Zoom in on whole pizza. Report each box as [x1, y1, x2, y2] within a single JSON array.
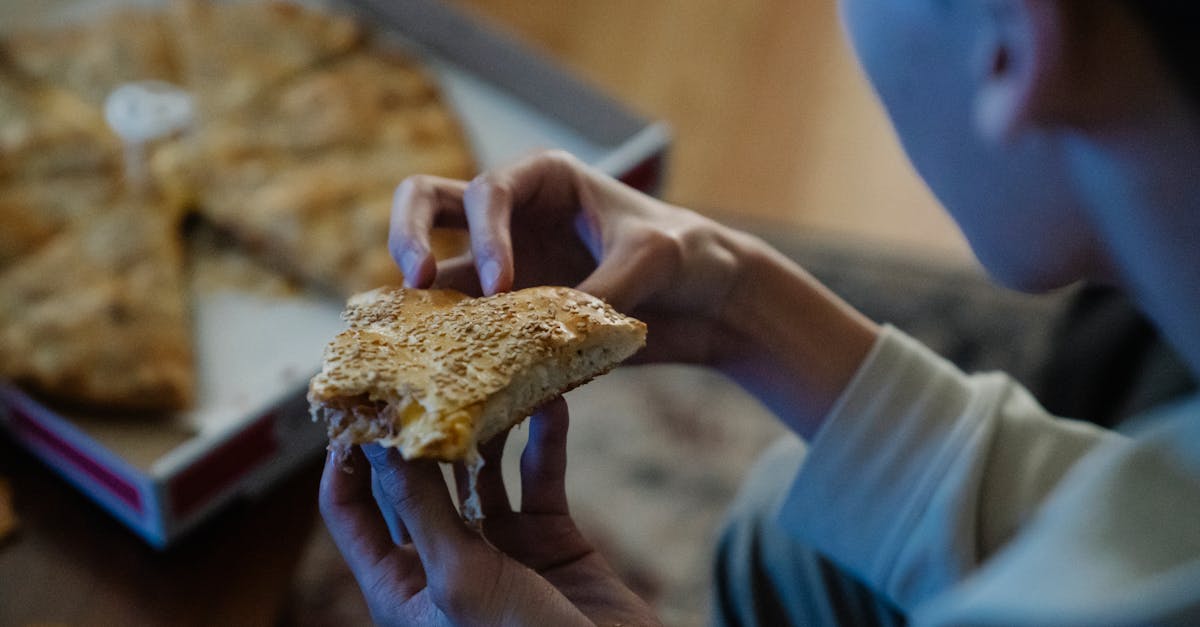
[[0, 0, 475, 411]]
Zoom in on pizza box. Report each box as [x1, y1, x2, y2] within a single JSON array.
[[0, 0, 670, 548]]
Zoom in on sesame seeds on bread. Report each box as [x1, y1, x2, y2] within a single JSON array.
[[307, 286, 647, 461]]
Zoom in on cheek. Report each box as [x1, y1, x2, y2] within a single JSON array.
[[840, 0, 1095, 291]]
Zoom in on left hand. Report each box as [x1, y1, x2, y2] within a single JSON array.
[[319, 398, 660, 626]]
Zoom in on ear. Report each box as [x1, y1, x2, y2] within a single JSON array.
[[973, 0, 1076, 143]]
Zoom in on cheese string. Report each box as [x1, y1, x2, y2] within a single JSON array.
[[460, 443, 486, 529]]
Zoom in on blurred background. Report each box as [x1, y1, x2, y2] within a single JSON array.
[[455, 0, 971, 262]]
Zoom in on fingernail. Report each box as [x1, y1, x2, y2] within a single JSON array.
[[360, 443, 387, 464], [400, 248, 423, 277], [480, 258, 501, 293]]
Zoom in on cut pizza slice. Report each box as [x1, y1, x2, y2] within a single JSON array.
[[169, 42, 475, 296], [308, 286, 647, 461], [0, 6, 178, 109], [0, 71, 120, 179], [0, 175, 117, 268], [194, 146, 472, 295], [0, 192, 195, 411], [167, 0, 362, 117], [197, 49, 459, 162]]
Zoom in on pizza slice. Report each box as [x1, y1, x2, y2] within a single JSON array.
[[194, 146, 472, 295], [167, 0, 362, 117], [0, 71, 119, 179], [0, 6, 178, 109], [0, 192, 195, 411], [308, 286, 647, 461], [197, 49, 459, 162], [0, 175, 117, 268], [166, 44, 475, 296]]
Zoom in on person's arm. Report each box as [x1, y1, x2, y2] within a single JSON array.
[[383, 149, 1126, 619], [777, 325, 1121, 612], [389, 150, 882, 430], [916, 397, 1200, 627], [712, 236, 881, 439]]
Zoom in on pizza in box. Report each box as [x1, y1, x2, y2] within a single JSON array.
[[0, 0, 474, 412]]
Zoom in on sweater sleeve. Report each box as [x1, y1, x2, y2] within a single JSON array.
[[776, 325, 1119, 612], [913, 394, 1200, 627]]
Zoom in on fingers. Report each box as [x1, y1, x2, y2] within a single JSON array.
[[394, 150, 623, 298], [389, 175, 468, 288], [462, 176, 514, 295], [361, 443, 484, 575], [520, 397, 571, 515], [361, 443, 594, 626], [572, 209, 677, 313], [463, 151, 583, 295], [574, 243, 661, 313], [319, 448, 420, 596], [370, 467, 411, 544]]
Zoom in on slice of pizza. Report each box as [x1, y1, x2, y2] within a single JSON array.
[[0, 175, 117, 268], [0, 71, 119, 179], [168, 45, 476, 296], [194, 147, 472, 295], [167, 0, 362, 117], [0, 192, 194, 411], [308, 286, 647, 461], [197, 49, 459, 161], [0, 6, 178, 109]]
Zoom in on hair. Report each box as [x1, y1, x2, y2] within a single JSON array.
[[1124, 2, 1200, 103]]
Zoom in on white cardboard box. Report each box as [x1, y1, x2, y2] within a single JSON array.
[[0, 0, 670, 547]]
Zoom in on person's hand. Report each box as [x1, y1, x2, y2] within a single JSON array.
[[388, 150, 880, 436], [319, 398, 661, 626], [388, 149, 760, 366]]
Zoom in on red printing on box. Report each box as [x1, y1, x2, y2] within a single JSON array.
[[6, 403, 145, 515], [168, 412, 280, 519], [618, 153, 664, 194]]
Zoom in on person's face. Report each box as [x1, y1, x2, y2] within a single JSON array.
[[838, 0, 1104, 291]]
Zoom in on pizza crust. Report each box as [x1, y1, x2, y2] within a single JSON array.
[[308, 287, 647, 461]]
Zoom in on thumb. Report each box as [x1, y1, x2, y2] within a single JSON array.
[[575, 240, 666, 313], [360, 444, 478, 574]]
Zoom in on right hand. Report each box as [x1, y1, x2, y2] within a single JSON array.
[[388, 150, 760, 366], [320, 399, 661, 627]]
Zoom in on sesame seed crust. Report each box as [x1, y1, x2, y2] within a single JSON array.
[[307, 286, 647, 460]]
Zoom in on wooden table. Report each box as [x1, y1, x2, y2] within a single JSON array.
[[0, 434, 324, 627]]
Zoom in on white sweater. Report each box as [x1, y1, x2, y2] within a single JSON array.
[[780, 325, 1200, 626]]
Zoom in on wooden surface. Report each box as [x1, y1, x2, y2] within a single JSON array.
[[452, 0, 973, 262], [0, 435, 324, 627]]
